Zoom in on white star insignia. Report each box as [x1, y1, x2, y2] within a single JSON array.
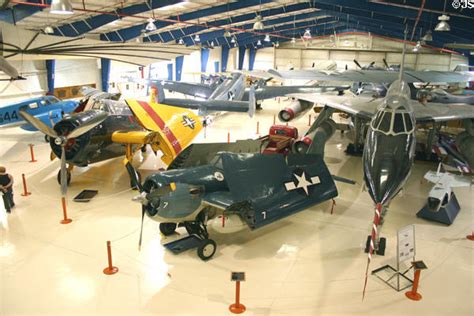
[[284, 171, 320, 196]]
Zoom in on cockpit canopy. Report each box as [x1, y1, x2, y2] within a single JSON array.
[[371, 109, 415, 136]]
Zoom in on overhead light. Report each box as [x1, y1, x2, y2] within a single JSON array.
[[210, 41, 215, 47], [224, 30, 231, 37], [303, 28, 311, 40], [44, 26, 54, 34], [264, 34, 270, 42], [422, 30, 433, 42], [435, 14, 450, 32], [412, 41, 421, 52], [145, 18, 157, 32], [257, 39, 262, 46], [136, 36, 142, 43], [178, 38, 184, 45], [194, 34, 200, 42], [253, 15, 264, 30], [50, 0, 74, 14], [230, 37, 236, 44], [291, 37, 296, 44], [274, 41, 279, 48]]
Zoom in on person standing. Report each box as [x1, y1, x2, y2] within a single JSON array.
[[0, 166, 14, 213]]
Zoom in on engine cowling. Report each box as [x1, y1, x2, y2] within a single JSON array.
[[293, 119, 336, 155], [278, 100, 312, 122]]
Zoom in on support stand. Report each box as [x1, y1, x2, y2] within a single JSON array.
[[466, 232, 474, 241], [20, 174, 31, 196], [416, 193, 460, 225], [60, 197, 72, 224], [28, 144, 37, 162], [229, 272, 246, 314], [103, 241, 119, 275]]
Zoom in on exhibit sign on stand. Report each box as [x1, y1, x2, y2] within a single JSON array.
[[372, 224, 416, 291]]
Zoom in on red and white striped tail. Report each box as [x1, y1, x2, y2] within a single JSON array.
[[362, 203, 383, 300]]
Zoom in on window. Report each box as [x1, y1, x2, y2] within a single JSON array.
[[393, 113, 405, 133], [372, 111, 384, 129], [28, 102, 38, 109], [403, 113, 413, 131], [378, 112, 392, 133]]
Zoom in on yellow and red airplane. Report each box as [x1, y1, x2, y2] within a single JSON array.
[[20, 86, 203, 187]]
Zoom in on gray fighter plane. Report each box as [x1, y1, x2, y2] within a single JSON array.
[[416, 88, 474, 105], [288, 39, 474, 298]]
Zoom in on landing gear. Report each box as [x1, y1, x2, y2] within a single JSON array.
[[364, 236, 386, 256], [256, 102, 263, 110], [130, 170, 141, 190], [56, 169, 71, 186], [159, 223, 177, 236], [197, 239, 216, 261], [45, 135, 50, 143]]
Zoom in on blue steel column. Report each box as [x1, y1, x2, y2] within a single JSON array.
[[175, 56, 184, 81], [167, 63, 173, 80], [201, 48, 210, 73], [45, 59, 55, 95], [248, 48, 257, 71], [238, 47, 246, 70], [100, 58, 111, 92], [221, 46, 230, 72]]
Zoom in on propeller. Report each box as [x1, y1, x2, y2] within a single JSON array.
[[383, 58, 390, 70], [19, 110, 108, 197]]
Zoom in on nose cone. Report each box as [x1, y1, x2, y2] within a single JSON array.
[[363, 129, 415, 205]]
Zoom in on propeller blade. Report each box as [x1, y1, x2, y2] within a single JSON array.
[[125, 160, 143, 192], [353, 59, 362, 69], [67, 111, 108, 139], [369, 61, 375, 67], [383, 58, 390, 69], [138, 205, 146, 251], [60, 146, 68, 197], [19, 110, 58, 138]]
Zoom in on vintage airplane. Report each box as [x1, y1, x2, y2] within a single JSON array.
[[19, 92, 203, 194], [0, 95, 78, 133], [416, 88, 474, 105], [142, 73, 347, 115], [128, 152, 339, 260], [286, 35, 474, 298]]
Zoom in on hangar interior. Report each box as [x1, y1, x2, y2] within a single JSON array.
[[0, 1, 473, 315]]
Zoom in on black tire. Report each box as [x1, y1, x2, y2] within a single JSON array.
[[44, 135, 50, 143], [364, 235, 371, 253], [159, 223, 177, 236], [197, 239, 216, 261], [56, 169, 71, 186], [376, 237, 386, 256], [130, 171, 141, 190]]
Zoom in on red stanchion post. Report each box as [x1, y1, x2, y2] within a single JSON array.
[[28, 144, 37, 163], [60, 197, 72, 224], [229, 272, 246, 314], [308, 114, 312, 126], [227, 132, 230, 144], [103, 241, 119, 275], [256, 121, 260, 135], [467, 232, 474, 241], [405, 261, 427, 301], [21, 173, 31, 196]]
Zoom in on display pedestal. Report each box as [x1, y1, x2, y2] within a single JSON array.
[[416, 193, 460, 225]]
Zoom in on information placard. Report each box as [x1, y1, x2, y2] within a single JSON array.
[[231, 272, 245, 282], [398, 225, 415, 263]]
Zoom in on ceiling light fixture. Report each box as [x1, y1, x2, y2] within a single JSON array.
[[264, 34, 270, 42], [210, 41, 215, 47], [145, 18, 157, 32], [257, 39, 262, 46], [224, 30, 231, 37], [253, 15, 264, 30], [231, 37, 236, 44], [178, 38, 184, 45], [44, 26, 54, 34], [50, 0, 73, 14], [194, 34, 200, 42], [422, 30, 433, 41], [435, 14, 450, 32], [303, 28, 311, 40], [412, 41, 421, 52]]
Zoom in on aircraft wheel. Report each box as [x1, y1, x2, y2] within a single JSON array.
[[364, 235, 371, 253], [44, 135, 50, 143], [159, 223, 177, 236], [197, 239, 216, 261], [130, 171, 142, 190], [376, 237, 386, 256], [56, 169, 71, 186]]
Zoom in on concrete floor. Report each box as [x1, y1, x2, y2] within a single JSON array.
[[0, 99, 473, 315]]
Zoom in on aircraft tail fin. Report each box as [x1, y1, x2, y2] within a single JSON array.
[[151, 83, 165, 103]]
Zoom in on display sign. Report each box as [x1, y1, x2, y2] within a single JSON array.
[[398, 225, 416, 263], [231, 272, 245, 282]]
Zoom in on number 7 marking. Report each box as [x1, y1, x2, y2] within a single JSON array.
[[261, 211, 266, 219]]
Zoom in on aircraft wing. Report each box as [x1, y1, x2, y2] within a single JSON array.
[[410, 101, 474, 123], [424, 171, 471, 188], [289, 93, 381, 120], [125, 99, 203, 165], [135, 79, 214, 99], [221, 153, 338, 229], [202, 191, 235, 210], [269, 69, 474, 83]]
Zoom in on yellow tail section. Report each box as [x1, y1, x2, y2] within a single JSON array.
[[125, 99, 202, 165]]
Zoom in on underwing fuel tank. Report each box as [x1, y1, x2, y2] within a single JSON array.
[[209, 214, 247, 233], [278, 100, 312, 122]]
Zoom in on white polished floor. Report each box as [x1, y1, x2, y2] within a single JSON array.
[[0, 99, 473, 315]]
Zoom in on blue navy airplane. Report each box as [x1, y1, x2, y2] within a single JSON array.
[[0, 95, 78, 132]]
